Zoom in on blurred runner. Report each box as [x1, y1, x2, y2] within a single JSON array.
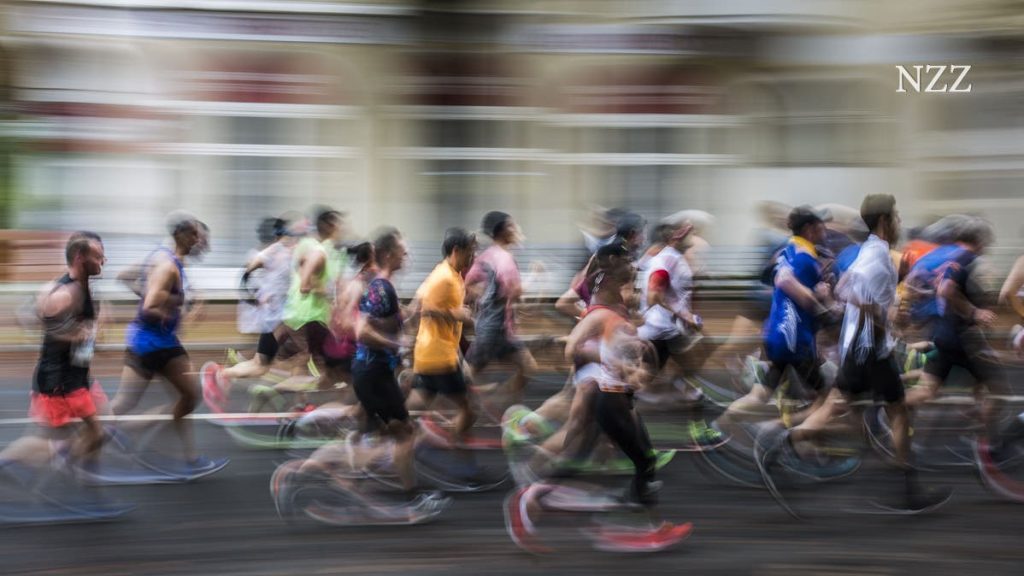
[[465, 211, 536, 402], [112, 212, 223, 473], [203, 216, 296, 403], [0, 232, 107, 472], [408, 227, 478, 445]]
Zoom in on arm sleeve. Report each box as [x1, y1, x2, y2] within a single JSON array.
[[649, 269, 670, 291]]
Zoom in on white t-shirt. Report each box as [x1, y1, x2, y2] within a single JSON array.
[[638, 245, 694, 341], [837, 234, 897, 363], [238, 241, 293, 334]]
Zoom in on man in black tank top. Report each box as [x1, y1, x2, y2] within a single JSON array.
[[6, 232, 106, 468]]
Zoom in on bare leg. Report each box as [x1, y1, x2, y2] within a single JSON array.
[[887, 402, 911, 469], [159, 355, 200, 462], [390, 420, 417, 492], [0, 436, 57, 467], [222, 356, 271, 381], [110, 365, 152, 416]]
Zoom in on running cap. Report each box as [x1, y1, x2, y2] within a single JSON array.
[[787, 205, 828, 234]]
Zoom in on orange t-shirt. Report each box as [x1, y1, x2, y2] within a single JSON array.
[[414, 261, 465, 374]]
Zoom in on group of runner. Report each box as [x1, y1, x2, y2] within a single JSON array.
[[4, 196, 1024, 540]]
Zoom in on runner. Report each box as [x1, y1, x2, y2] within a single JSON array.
[[505, 251, 673, 551], [702, 206, 837, 444], [558, 243, 636, 464], [408, 227, 478, 443], [556, 210, 645, 319], [759, 194, 950, 512], [906, 216, 1006, 439], [270, 208, 345, 396], [111, 212, 224, 473], [635, 213, 704, 403], [203, 216, 295, 403], [0, 232, 106, 470], [465, 211, 536, 401], [350, 227, 416, 492]]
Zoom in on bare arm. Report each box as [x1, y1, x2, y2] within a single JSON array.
[[419, 278, 474, 327], [117, 263, 146, 297], [563, 312, 603, 364], [775, 266, 827, 313], [140, 261, 178, 324], [555, 286, 584, 319], [939, 277, 995, 326], [299, 250, 326, 295], [38, 284, 93, 343], [646, 274, 699, 328], [355, 314, 402, 351]]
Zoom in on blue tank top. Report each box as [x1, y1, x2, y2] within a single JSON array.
[[126, 248, 186, 355]]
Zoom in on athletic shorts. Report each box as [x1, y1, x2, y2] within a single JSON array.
[[352, 357, 408, 428], [763, 357, 825, 393], [923, 345, 1000, 385], [467, 330, 524, 368], [125, 346, 189, 380], [30, 388, 96, 428], [276, 322, 330, 362], [257, 332, 279, 359], [414, 369, 468, 397], [650, 334, 698, 370], [836, 353, 904, 404]]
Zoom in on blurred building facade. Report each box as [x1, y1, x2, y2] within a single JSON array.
[[0, 0, 1022, 261]]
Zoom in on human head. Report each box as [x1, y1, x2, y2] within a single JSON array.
[[658, 213, 694, 250], [957, 216, 995, 253], [860, 194, 900, 243], [613, 211, 647, 253], [593, 242, 633, 288], [346, 241, 375, 271], [921, 214, 970, 245], [65, 231, 104, 277], [314, 207, 344, 242], [442, 227, 477, 272], [257, 217, 285, 246], [481, 210, 523, 245], [166, 211, 202, 256], [787, 205, 827, 245], [372, 226, 406, 272]]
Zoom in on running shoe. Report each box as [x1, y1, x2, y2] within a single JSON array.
[[754, 425, 800, 519], [905, 486, 953, 513], [688, 420, 730, 451], [503, 485, 552, 554], [200, 362, 226, 412], [975, 437, 1024, 503], [180, 456, 230, 480], [406, 491, 453, 523], [585, 521, 693, 553]]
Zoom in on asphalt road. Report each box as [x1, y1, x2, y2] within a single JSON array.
[[1, 353, 1023, 576]]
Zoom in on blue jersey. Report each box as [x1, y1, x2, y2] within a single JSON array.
[[903, 244, 965, 324], [126, 248, 186, 355], [834, 243, 861, 281], [763, 238, 821, 363]]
